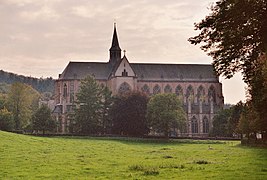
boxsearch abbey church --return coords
[54,25,224,137]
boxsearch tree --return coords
[0,94,7,110]
[189,0,267,81]
[99,86,113,134]
[237,102,258,140]
[146,94,186,138]
[7,82,40,130]
[32,104,56,134]
[211,108,232,137]
[110,92,149,136]
[227,101,244,136]
[74,76,103,134]
[189,0,267,141]
[0,107,14,131]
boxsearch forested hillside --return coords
[0,70,55,93]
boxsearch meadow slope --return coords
[0,131,266,179]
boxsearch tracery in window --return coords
[164,84,172,93]
[191,116,198,134]
[197,85,205,103]
[141,84,150,94]
[208,85,216,103]
[153,84,161,94]
[118,82,131,94]
[203,116,209,133]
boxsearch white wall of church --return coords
[114,58,135,77]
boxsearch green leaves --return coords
[74,76,113,134]
[32,104,55,134]
[189,0,267,82]
[146,94,186,137]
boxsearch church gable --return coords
[114,56,136,77]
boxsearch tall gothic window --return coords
[186,85,194,102]
[63,83,67,98]
[153,84,161,94]
[118,82,131,94]
[203,116,209,133]
[70,81,74,103]
[164,84,172,93]
[175,85,183,96]
[141,84,150,94]
[208,85,216,103]
[191,117,198,134]
[197,85,205,103]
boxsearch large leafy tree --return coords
[189,0,267,81]
[0,107,14,131]
[211,108,232,137]
[146,94,186,138]
[227,101,244,135]
[189,0,267,140]
[7,82,40,130]
[74,76,112,134]
[110,92,149,136]
[32,104,56,134]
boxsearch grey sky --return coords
[0,0,246,104]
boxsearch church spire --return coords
[109,23,121,65]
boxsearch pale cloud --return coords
[0,0,246,103]
[20,6,60,21]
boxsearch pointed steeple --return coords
[109,23,121,65]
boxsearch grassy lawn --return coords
[0,131,266,179]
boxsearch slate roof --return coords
[59,61,218,82]
[132,63,218,82]
[59,62,111,80]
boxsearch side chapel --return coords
[54,24,224,137]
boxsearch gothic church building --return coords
[54,25,224,137]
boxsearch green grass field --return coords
[0,131,266,179]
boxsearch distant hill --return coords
[0,70,55,94]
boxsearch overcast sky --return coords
[0,0,246,104]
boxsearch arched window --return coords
[141,84,150,94]
[70,81,74,103]
[153,84,161,94]
[63,83,67,98]
[118,82,131,94]
[164,84,172,93]
[208,85,216,103]
[197,85,205,103]
[175,85,183,96]
[186,85,194,102]
[191,116,198,134]
[203,116,209,133]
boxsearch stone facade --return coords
[54,25,224,136]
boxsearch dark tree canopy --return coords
[110,92,149,136]
[189,0,267,141]
[189,0,267,82]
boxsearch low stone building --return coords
[54,24,224,136]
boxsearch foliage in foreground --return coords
[0,108,14,131]
[189,0,267,140]
[31,104,56,134]
[74,76,113,134]
[111,92,149,136]
[147,93,186,138]
[0,131,266,179]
